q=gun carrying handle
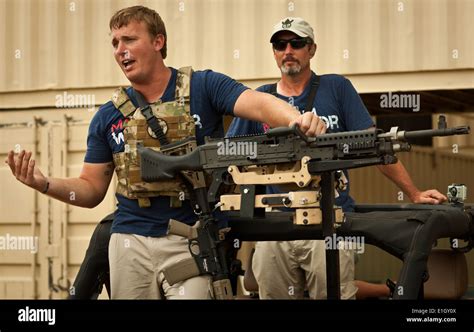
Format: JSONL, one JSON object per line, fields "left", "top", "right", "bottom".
{"left": 266, "top": 125, "right": 297, "bottom": 137}
{"left": 267, "top": 124, "right": 313, "bottom": 143}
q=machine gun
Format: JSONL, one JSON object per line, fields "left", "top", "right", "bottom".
{"left": 138, "top": 116, "right": 470, "bottom": 299}
{"left": 139, "top": 115, "right": 468, "bottom": 203}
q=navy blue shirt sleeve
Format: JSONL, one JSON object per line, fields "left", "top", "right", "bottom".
{"left": 84, "top": 104, "right": 114, "bottom": 163}
{"left": 198, "top": 70, "right": 249, "bottom": 117}
{"left": 338, "top": 78, "right": 374, "bottom": 131}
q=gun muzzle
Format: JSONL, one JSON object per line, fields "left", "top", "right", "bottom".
{"left": 401, "top": 125, "right": 470, "bottom": 140}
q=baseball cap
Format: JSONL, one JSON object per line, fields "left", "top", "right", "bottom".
{"left": 270, "top": 17, "right": 315, "bottom": 42}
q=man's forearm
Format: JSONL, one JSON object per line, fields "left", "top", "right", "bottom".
{"left": 43, "top": 177, "right": 106, "bottom": 208}
{"left": 257, "top": 92, "right": 301, "bottom": 127}
{"left": 376, "top": 161, "right": 420, "bottom": 201}
{"left": 234, "top": 90, "right": 300, "bottom": 127}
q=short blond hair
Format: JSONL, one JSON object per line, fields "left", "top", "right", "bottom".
{"left": 109, "top": 5, "right": 167, "bottom": 59}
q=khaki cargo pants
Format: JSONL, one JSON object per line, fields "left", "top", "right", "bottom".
{"left": 109, "top": 233, "right": 212, "bottom": 299}
{"left": 252, "top": 240, "right": 358, "bottom": 299}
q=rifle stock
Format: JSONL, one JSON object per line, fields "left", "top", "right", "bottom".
{"left": 138, "top": 145, "right": 202, "bottom": 181}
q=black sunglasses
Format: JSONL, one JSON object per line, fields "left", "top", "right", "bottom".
{"left": 272, "top": 38, "right": 310, "bottom": 51}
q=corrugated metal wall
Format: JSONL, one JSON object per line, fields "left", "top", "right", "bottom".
{"left": 1, "top": 0, "right": 472, "bottom": 93}
{"left": 0, "top": 123, "right": 37, "bottom": 298}
{"left": 0, "top": 116, "right": 116, "bottom": 299}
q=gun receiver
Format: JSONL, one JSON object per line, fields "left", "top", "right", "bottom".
{"left": 139, "top": 118, "right": 470, "bottom": 182}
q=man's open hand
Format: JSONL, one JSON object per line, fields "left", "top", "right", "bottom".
{"left": 5, "top": 150, "right": 48, "bottom": 192}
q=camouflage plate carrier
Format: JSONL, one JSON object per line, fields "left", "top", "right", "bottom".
{"left": 111, "top": 67, "right": 196, "bottom": 208}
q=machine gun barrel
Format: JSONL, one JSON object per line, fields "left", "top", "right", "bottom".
{"left": 377, "top": 123, "right": 469, "bottom": 141}
{"left": 402, "top": 125, "right": 470, "bottom": 140}
{"left": 139, "top": 120, "right": 470, "bottom": 182}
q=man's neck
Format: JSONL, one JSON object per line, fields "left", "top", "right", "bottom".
{"left": 277, "top": 69, "right": 313, "bottom": 97}
{"left": 132, "top": 64, "right": 172, "bottom": 103}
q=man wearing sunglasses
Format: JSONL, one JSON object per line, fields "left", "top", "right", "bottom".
{"left": 227, "top": 17, "right": 447, "bottom": 299}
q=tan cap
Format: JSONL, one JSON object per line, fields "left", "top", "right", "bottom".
{"left": 270, "top": 17, "right": 315, "bottom": 42}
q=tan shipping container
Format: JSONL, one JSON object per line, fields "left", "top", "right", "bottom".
{"left": 0, "top": 117, "right": 116, "bottom": 299}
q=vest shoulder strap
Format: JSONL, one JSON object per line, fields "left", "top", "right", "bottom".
{"left": 111, "top": 87, "right": 136, "bottom": 117}
{"left": 111, "top": 66, "right": 193, "bottom": 115}
{"left": 176, "top": 66, "right": 193, "bottom": 99}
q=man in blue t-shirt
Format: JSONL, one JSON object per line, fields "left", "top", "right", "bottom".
{"left": 5, "top": 7, "right": 325, "bottom": 299}
{"left": 227, "top": 17, "right": 448, "bottom": 299}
